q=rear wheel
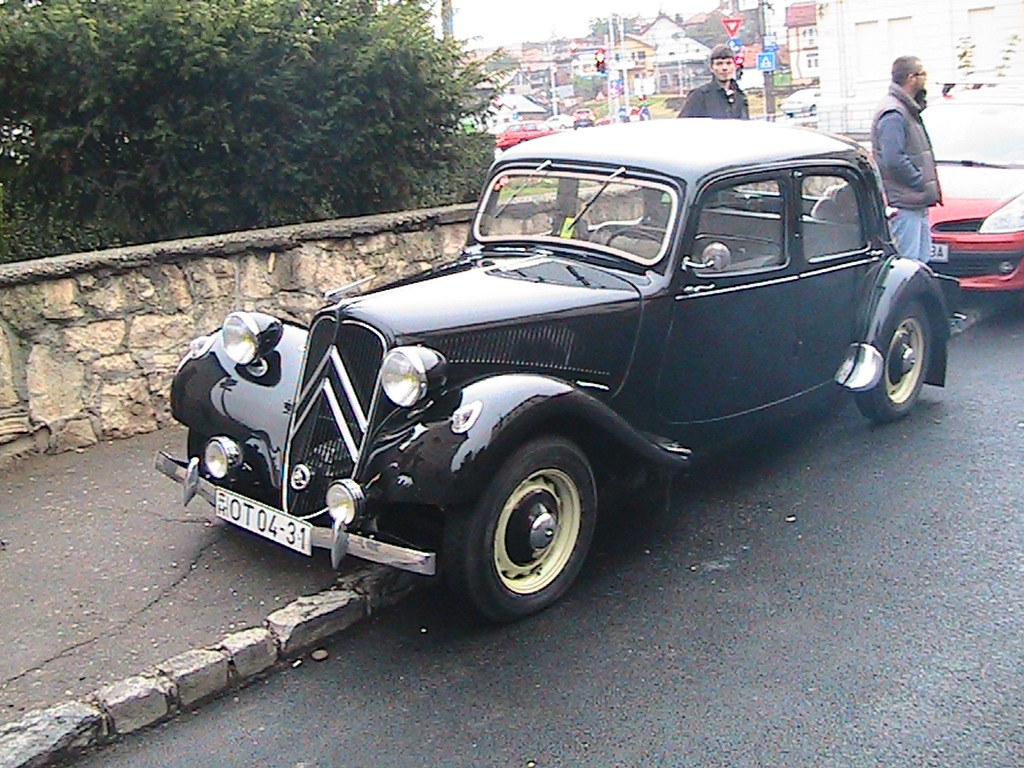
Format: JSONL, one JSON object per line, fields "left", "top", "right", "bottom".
{"left": 855, "top": 299, "right": 931, "bottom": 423}
{"left": 444, "top": 437, "right": 597, "bottom": 622}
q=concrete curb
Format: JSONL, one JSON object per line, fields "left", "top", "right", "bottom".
{"left": 0, "top": 566, "right": 419, "bottom": 768}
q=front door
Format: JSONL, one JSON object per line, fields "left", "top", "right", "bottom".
{"left": 657, "top": 172, "right": 801, "bottom": 428}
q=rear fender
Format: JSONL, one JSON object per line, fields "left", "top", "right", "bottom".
{"left": 856, "top": 257, "right": 955, "bottom": 388}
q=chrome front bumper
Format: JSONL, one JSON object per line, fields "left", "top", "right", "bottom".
{"left": 154, "top": 451, "right": 436, "bottom": 576}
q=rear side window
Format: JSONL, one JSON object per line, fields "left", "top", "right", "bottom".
{"left": 800, "top": 175, "right": 865, "bottom": 260}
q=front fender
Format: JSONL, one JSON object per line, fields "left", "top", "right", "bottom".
{"left": 170, "top": 323, "right": 307, "bottom": 485}
{"left": 361, "top": 373, "right": 687, "bottom": 510}
{"left": 859, "top": 256, "right": 956, "bottom": 387}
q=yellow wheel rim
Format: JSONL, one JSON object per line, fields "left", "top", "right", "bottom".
{"left": 885, "top": 316, "right": 925, "bottom": 405}
{"left": 493, "top": 468, "right": 581, "bottom": 595}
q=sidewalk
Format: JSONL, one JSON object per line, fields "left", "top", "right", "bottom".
{"left": 0, "top": 426, "right": 415, "bottom": 765}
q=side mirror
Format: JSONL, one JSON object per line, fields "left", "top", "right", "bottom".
{"left": 683, "top": 241, "right": 732, "bottom": 271}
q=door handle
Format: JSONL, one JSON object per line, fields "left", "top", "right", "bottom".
{"left": 681, "top": 284, "right": 716, "bottom": 295}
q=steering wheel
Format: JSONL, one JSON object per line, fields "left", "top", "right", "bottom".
{"left": 605, "top": 225, "right": 664, "bottom": 249}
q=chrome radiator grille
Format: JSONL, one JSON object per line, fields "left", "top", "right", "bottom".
{"left": 283, "top": 316, "right": 386, "bottom": 520}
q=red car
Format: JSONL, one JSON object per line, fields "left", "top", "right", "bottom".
{"left": 925, "top": 93, "right": 1024, "bottom": 290}
{"left": 572, "top": 108, "right": 597, "bottom": 129}
{"left": 495, "top": 121, "right": 558, "bottom": 151}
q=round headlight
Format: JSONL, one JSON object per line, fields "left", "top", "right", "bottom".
{"left": 326, "top": 479, "right": 364, "bottom": 526}
{"left": 204, "top": 436, "right": 242, "bottom": 479}
{"left": 222, "top": 313, "right": 260, "bottom": 365}
{"left": 381, "top": 348, "right": 430, "bottom": 407}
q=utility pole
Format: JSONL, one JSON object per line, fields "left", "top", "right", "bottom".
{"left": 440, "top": 0, "right": 454, "bottom": 40}
{"left": 758, "top": 0, "right": 776, "bottom": 117}
{"left": 547, "top": 42, "right": 559, "bottom": 116}
{"left": 607, "top": 15, "right": 618, "bottom": 122}
{"left": 619, "top": 14, "right": 631, "bottom": 114}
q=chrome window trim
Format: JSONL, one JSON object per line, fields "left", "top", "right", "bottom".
{"left": 675, "top": 255, "right": 880, "bottom": 300}
{"left": 473, "top": 169, "right": 681, "bottom": 267}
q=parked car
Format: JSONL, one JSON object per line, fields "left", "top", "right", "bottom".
{"left": 157, "top": 120, "right": 958, "bottom": 623}
{"left": 924, "top": 94, "right": 1024, "bottom": 290}
{"left": 778, "top": 87, "right": 820, "bottom": 120}
{"left": 572, "top": 108, "right": 597, "bottom": 129}
{"left": 494, "top": 121, "right": 558, "bottom": 152}
{"left": 544, "top": 114, "right": 576, "bottom": 131}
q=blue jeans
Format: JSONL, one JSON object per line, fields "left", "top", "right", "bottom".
{"left": 890, "top": 207, "right": 932, "bottom": 262}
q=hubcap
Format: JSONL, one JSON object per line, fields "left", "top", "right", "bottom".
{"left": 493, "top": 469, "right": 582, "bottom": 595}
{"left": 529, "top": 509, "right": 557, "bottom": 550}
{"left": 886, "top": 317, "right": 924, "bottom": 404}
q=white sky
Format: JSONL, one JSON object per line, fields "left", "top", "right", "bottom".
{"left": 448, "top": 1, "right": 715, "bottom": 50}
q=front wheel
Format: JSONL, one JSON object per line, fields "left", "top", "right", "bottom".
{"left": 443, "top": 437, "right": 597, "bottom": 623}
{"left": 855, "top": 299, "right": 931, "bottom": 423}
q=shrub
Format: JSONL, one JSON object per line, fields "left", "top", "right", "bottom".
{"left": 0, "top": 0, "right": 494, "bottom": 263}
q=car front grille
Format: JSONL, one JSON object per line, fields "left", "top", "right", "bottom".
{"left": 933, "top": 219, "right": 985, "bottom": 233}
{"left": 283, "top": 316, "right": 386, "bottom": 520}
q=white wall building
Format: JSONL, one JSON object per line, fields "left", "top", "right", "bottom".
{"left": 814, "top": 0, "right": 1024, "bottom": 134}
{"left": 637, "top": 13, "right": 711, "bottom": 94}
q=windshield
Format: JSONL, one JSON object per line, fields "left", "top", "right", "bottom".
{"left": 473, "top": 168, "right": 680, "bottom": 266}
{"left": 925, "top": 102, "right": 1024, "bottom": 166}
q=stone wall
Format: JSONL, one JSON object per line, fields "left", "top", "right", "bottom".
{"left": 0, "top": 203, "right": 475, "bottom": 467}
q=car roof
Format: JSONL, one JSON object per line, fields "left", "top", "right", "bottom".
{"left": 929, "top": 92, "right": 1024, "bottom": 106}
{"left": 497, "top": 119, "right": 862, "bottom": 179}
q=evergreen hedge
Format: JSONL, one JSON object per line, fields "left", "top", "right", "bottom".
{"left": 0, "top": 0, "right": 494, "bottom": 262}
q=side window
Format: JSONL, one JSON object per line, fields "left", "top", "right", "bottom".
{"left": 692, "top": 178, "right": 785, "bottom": 274}
{"left": 801, "top": 175, "right": 865, "bottom": 260}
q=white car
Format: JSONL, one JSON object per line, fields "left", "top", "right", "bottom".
{"left": 779, "top": 88, "right": 820, "bottom": 119}
{"left": 544, "top": 114, "right": 576, "bottom": 131}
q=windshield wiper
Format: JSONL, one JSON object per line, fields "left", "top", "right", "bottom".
{"left": 493, "top": 159, "right": 553, "bottom": 219}
{"left": 570, "top": 166, "right": 627, "bottom": 235}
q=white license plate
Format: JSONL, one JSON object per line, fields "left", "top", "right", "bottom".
{"left": 930, "top": 242, "right": 949, "bottom": 263}
{"left": 215, "top": 488, "right": 313, "bottom": 556}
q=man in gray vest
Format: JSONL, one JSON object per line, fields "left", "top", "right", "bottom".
{"left": 871, "top": 56, "right": 942, "bottom": 262}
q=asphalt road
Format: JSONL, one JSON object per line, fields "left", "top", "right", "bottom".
{"left": 63, "top": 297, "right": 1024, "bottom": 768}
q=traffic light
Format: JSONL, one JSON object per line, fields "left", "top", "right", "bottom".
{"left": 595, "top": 48, "right": 606, "bottom": 74}
{"left": 734, "top": 53, "right": 745, "bottom": 67}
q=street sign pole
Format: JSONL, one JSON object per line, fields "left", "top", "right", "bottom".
{"left": 757, "top": 0, "right": 776, "bottom": 118}
{"left": 607, "top": 16, "right": 618, "bottom": 123}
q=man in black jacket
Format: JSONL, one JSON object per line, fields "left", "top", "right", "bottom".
{"left": 870, "top": 55, "right": 942, "bottom": 262}
{"left": 678, "top": 44, "right": 749, "bottom": 120}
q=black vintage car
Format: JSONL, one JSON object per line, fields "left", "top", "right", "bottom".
{"left": 157, "top": 119, "right": 959, "bottom": 622}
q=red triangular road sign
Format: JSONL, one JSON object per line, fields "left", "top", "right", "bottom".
{"left": 722, "top": 17, "right": 742, "bottom": 37}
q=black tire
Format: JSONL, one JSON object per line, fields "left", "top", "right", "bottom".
{"left": 443, "top": 436, "right": 597, "bottom": 623}
{"left": 855, "top": 299, "right": 931, "bottom": 423}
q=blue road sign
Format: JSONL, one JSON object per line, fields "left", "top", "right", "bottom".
{"left": 727, "top": 37, "right": 742, "bottom": 53}
{"left": 763, "top": 33, "right": 778, "bottom": 52}
{"left": 757, "top": 51, "right": 777, "bottom": 71}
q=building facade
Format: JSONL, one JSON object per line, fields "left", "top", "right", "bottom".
{"left": 785, "top": 1, "right": 819, "bottom": 84}
{"left": 815, "top": 0, "right": 1024, "bottom": 134}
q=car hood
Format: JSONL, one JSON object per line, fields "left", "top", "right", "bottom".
{"left": 339, "top": 254, "right": 645, "bottom": 392}
{"left": 933, "top": 164, "right": 1024, "bottom": 222}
